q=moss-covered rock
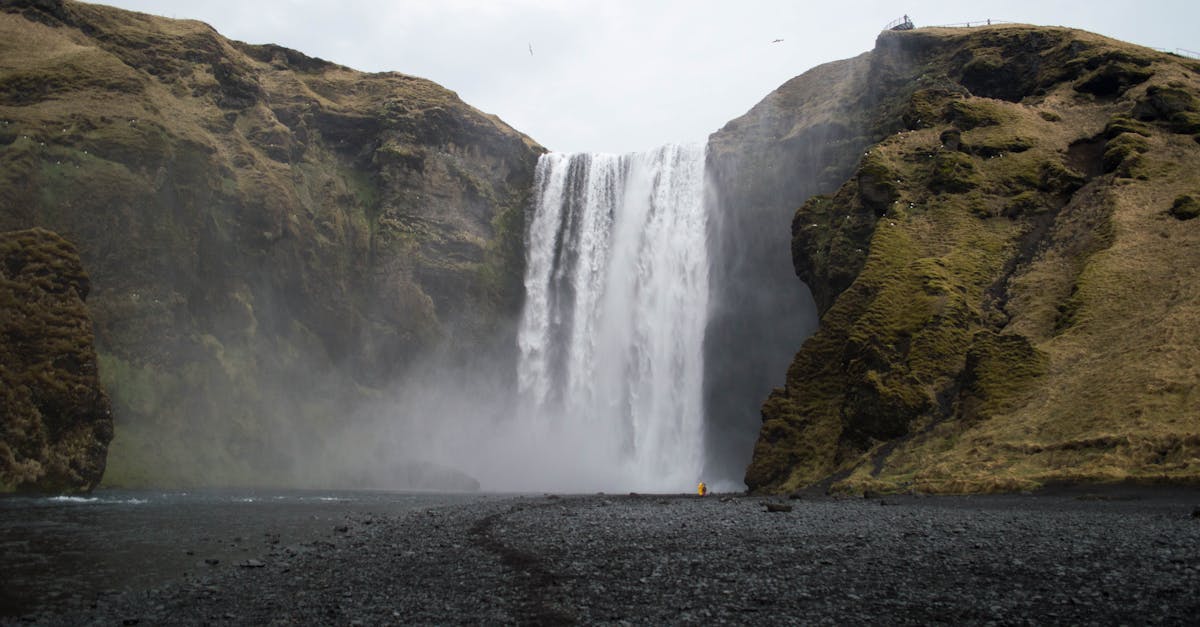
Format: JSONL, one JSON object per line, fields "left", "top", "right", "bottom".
{"left": 1102, "top": 132, "right": 1150, "bottom": 173}
{"left": 1, "top": 228, "right": 113, "bottom": 493}
{"left": 1073, "top": 60, "right": 1154, "bottom": 97}
{"left": 745, "top": 24, "right": 1200, "bottom": 494}
{"left": 1169, "top": 194, "right": 1200, "bottom": 220}
{"left": 930, "top": 151, "right": 981, "bottom": 193}
{"left": 0, "top": 1, "right": 542, "bottom": 487}
{"left": 1104, "top": 115, "right": 1153, "bottom": 138}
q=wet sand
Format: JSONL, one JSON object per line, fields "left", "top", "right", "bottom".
{"left": 9, "top": 487, "right": 1200, "bottom": 625}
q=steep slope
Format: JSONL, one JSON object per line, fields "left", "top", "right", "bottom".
{"left": 0, "top": 0, "right": 542, "bottom": 487}
{"left": 741, "top": 24, "right": 1200, "bottom": 493}
{"left": 703, "top": 52, "right": 876, "bottom": 480}
{"left": 1, "top": 227, "right": 113, "bottom": 493}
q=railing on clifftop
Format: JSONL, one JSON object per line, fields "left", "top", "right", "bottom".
{"left": 926, "top": 19, "right": 1013, "bottom": 28}
{"left": 885, "top": 15, "right": 914, "bottom": 31}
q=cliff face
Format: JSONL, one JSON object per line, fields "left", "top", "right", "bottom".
{"left": 0, "top": 0, "right": 542, "bottom": 486}
{"left": 1, "top": 227, "right": 113, "bottom": 493}
{"left": 742, "top": 25, "right": 1200, "bottom": 493}
{"left": 703, "top": 53, "right": 876, "bottom": 479}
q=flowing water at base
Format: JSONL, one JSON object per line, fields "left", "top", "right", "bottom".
{"left": 0, "top": 489, "right": 483, "bottom": 617}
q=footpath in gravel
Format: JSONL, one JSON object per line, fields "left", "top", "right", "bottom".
{"left": 17, "top": 487, "right": 1200, "bottom": 625}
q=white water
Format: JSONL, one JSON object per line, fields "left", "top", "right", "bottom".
{"left": 511, "top": 144, "right": 710, "bottom": 492}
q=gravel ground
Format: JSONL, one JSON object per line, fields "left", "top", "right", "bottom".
{"left": 12, "top": 488, "right": 1200, "bottom": 625}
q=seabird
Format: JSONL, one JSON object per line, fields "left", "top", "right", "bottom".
{"left": 529, "top": 43, "right": 534, "bottom": 56}
{"left": 771, "top": 38, "right": 784, "bottom": 43}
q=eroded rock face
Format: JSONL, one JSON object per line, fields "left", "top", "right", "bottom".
{"left": 702, "top": 53, "right": 880, "bottom": 480}
{"left": 742, "top": 25, "right": 1200, "bottom": 494}
{"left": 0, "top": 1, "right": 542, "bottom": 486}
{"left": 1, "top": 228, "right": 113, "bottom": 493}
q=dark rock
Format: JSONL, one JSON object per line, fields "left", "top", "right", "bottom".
{"left": 940, "top": 128, "right": 963, "bottom": 151}
{"left": 238, "top": 560, "right": 265, "bottom": 568}
{"left": 1169, "top": 195, "right": 1200, "bottom": 221}
{"left": 764, "top": 502, "right": 793, "bottom": 513}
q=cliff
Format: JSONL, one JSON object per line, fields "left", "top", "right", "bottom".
{"left": 1, "top": 227, "right": 113, "bottom": 493}
{"left": 703, "top": 52, "right": 877, "bottom": 479}
{"left": 0, "top": 0, "right": 542, "bottom": 487}
{"left": 738, "top": 25, "right": 1200, "bottom": 493}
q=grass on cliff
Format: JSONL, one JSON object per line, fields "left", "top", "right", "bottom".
{"left": 750, "top": 25, "right": 1200, "bottom": 494}
{"left": 2, "top": 1, "right": 542, "bottom": 487}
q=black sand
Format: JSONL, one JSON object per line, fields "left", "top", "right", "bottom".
{"left": 10, "top": 488, "right": 1200, "bottom": 625}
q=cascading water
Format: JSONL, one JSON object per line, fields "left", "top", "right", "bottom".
{"left": 514, "top": 144, "right": 710, "bottom": 492}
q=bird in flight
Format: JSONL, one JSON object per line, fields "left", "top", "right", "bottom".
{"left": 529, "top": 43, "right": 534, "bottom": 56}
{"left": 771, "top": 38, "right": 784, "bottom": 43}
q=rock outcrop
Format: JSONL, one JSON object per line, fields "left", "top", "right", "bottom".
{"left": 0, "top": 0, "right": 542, "bottom": 486}
{"left": 740, "top": 25, "right": 1200, "bottom": 493}
{"left": 1, "top": 227, "right": 113, "bottom": 493}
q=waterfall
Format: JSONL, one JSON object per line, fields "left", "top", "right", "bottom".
{"left": 515, "top": 144, "right": 710, "bottom": 492}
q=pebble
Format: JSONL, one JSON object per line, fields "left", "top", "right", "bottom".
{"left": 31, "top": 491, "right": 1200, "bottom": 625}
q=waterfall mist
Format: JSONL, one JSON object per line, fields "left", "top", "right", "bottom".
{"left": 326, "top": 145, "right": 711, "bottom": 493}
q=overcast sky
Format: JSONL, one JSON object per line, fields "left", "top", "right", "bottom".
{"left": 92, "top": 1, "right": 1199, "bottom": 154}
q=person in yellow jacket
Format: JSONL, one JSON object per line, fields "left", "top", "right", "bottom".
{"left": 697, "top": 481, "right": 707, "bottom": 496}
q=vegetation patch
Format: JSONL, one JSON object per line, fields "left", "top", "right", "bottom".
{"left": 1074, "top": 61, "right": 1154, "bottom": 97}
{"left": 856, "top": 151, "right": 900, "bottom": 214}
{"left": 929, "top": 151, "right": 980, "bottom": 193}
{"left": 0, "top": 229, "right": 113, "bottom": 493}
{"left": 1102, "top": 132, "right": 1150, "bottom": 173}
{"left": 1103, "top": 115, "right": 1152, "bottom": 138}
{"left": 1168, "top": 194, "right": 1200, "bottom": 220}
{"left": 946, "top": 99, "right": 1009, "bottom": 130}
{"left": 748, "top": 24, "right": 1200, "bottom": 495}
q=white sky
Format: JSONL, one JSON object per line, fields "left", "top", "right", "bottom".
{"left": 91, "top": 1, "right": 1199, "bottom": 154}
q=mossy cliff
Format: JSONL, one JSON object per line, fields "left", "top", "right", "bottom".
{"left": 739, "top": 25, "right": 1200, "bottom": 494}
{"left": 0, "top": 0, "right": 542, "bottom": 487}
{"left": 1, "top": 227, "right": 113, "bottom": 493}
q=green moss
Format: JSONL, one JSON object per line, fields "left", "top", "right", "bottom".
{"left": 904, "top": 88, "right": 963, "bottom": 129}
{"left": 1003, "top": 191, "right": 1047, "bottom": 218}
{"left": 1038, "top": 160, "right": 1087, "bottom": 196}
{"left": 930, "top": 151, "right": 980, "bottom": 193}
{"left": 1170, "top": 111, "right": 1200, "bottom": 134}
{"left": 477, "top": 191, "right": 528, "bottom": 315}
{"left": 857, "top": 151, "right": 900, "bottom": 213}
{"left": 1104, "top": 115, "right": 1153, "bottom": 138}
{"left": 970, "top": 135, "right": 1033, "bottom": 158}
{"left": 959, "top": 332, "right": 1047, "bottom": 420}
{"left": 1102, "top": 132, "right": 1150, "bottom": 173}
{"left": 946, "top": 99, "right": 1009, "bottom": 130}
{"left": 1, "top": 229, "right": 112, "bottom": 493}
{"left": 1134, "top": 85, "right": 1199, "bottom": 120}
{"left": 1074, "top": 62, "right": 1154, "bottom": 96}
{"left": 1169, "top": 194, "right": 1200, "bottom": 220}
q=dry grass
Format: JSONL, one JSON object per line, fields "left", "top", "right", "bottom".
{"left": 749, "top": 24, "right": 1200, "bottom": 494}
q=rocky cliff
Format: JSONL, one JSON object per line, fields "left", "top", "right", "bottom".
{"left": 1, "top": 227, "right": 112, "bottom": 493}
{"left": 703, "top": 52, "right": 876, "bottom": 479}
{"left": 0, "top": 0, "right": 542, "bottom": 487}
{"left": 739, "top": 25, "right": 1200, "bottom": 493}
